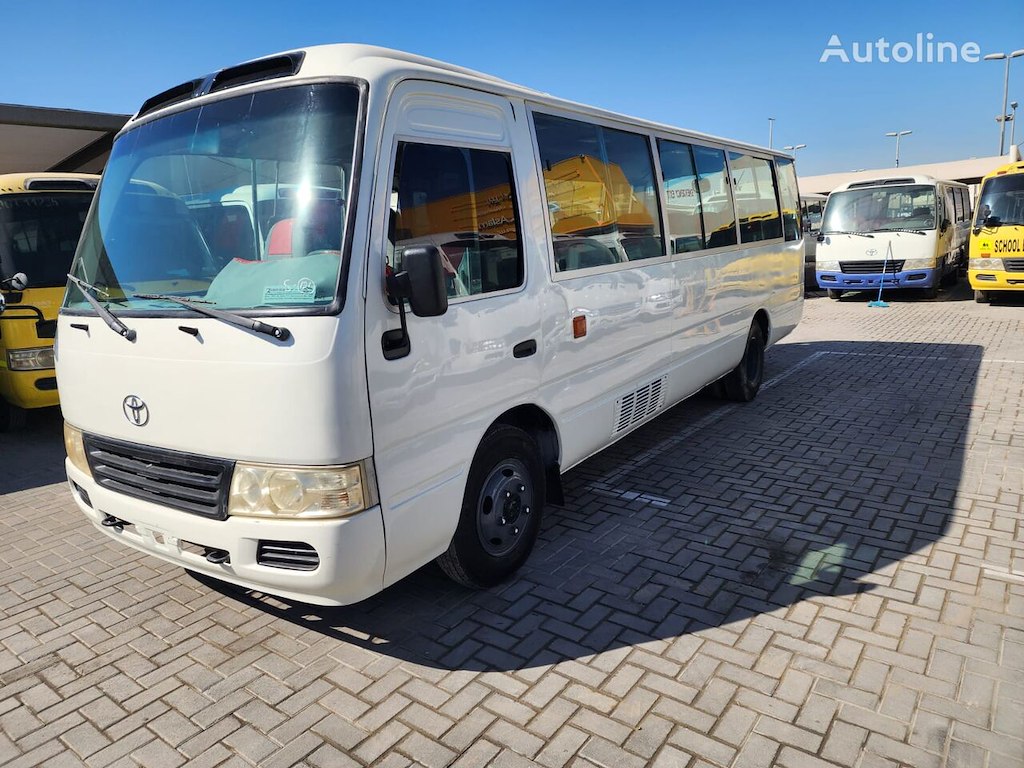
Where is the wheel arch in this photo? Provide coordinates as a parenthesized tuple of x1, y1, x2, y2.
(753, 308, 771, 345)
(490, 404, 564, 506)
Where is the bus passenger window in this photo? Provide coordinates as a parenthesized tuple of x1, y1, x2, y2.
(658, 139, 705, 253)
(692, 146, 738, 249)
(729, 152, 782, 243)
(533, 113, 664, 270)
(775, 158, 801, 241)
(387, 142, 523, 298)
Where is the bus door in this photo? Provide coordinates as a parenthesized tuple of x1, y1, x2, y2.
(364, 82, 544, 586)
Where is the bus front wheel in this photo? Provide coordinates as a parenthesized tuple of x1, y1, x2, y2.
(826, 289, 843, 300)
(437, 425, 545, 589)
(975, 290, 989, 304)
(722, 322, 765, 403)
(0, 400, 26, 432)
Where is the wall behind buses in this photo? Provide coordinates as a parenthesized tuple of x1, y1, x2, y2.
(969, 160, 1024, 303)
(0, 173, 98, 430)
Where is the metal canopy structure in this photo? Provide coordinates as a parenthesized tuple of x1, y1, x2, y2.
(0, 103, 129, 175)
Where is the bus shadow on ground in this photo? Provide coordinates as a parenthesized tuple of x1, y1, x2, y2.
(0, 407, 67, 495)
(197, 339, 982, 672)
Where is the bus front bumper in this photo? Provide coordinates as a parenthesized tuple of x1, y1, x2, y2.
(66, 459, 387, 606)
(816, 267, 937, 291)
(0, 369, 59, 409)
(968, 270, 1024, 292)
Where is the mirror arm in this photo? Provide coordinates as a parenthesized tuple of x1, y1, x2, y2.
(382, 272, 412, 360)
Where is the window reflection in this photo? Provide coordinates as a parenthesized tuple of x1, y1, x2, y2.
(387, 142, 523, 298)
(729, 152, 782, 243)
(534, 113, 664, 271)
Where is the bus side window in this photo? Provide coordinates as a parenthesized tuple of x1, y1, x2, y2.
(387, 142, 523, 298)
(533, 112, 664, 269)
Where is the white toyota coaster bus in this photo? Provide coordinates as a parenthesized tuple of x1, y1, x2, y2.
(815, 175, 971, 299)
(58, 45, 804, 605)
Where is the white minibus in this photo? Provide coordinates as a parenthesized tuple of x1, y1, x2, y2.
(815, 175, 971, 299)
(57, 45, 803, 605)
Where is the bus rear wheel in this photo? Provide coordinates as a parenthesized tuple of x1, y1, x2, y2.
(975, 290, 989, 304)
(437, 425, 545, 588)
(722, 322, 765, 403)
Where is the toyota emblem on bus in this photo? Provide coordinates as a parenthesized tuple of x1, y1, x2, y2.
(123, 395, 149, 426)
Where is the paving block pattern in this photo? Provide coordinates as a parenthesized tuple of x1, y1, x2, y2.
(1, 284, 1022, 767)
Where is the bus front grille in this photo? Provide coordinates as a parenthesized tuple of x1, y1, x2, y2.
(1004, 258, 1024, 272)
(839, 260, 905, 274)
(83, 434, 234, 520)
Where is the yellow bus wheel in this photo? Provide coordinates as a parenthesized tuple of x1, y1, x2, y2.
(0, 400, 27, 432)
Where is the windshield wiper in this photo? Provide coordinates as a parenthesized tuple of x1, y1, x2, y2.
(132, 293, 291, 341)
(879, 228, 926, 235)
(67, 274, 136, 342)
(819, 230, 874, 239)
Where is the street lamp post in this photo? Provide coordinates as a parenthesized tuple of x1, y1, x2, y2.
(783, 144, 807, 163)
(885, 130, 912, 167)
(983, 49, 1024, 155)
(1011, 101, 1019, 149)
(768, 117, 775, 149)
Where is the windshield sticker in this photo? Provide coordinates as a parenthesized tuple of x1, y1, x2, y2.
(262, 277, 317, 304)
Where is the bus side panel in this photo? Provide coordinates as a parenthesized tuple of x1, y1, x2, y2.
(543, 238, 799, 473)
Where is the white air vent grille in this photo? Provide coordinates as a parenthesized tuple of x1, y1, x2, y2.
(613, 377, 667, 434)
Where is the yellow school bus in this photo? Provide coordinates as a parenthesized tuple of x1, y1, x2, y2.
(0, 173, 98, 429)
(969, 160, 1024, 303)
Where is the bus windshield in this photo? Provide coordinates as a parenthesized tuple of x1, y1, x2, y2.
(0, 193, 94, 288)
(974, 174, 1024, 227)
(822, 185, 936, 233)
(65, 82, 361, 314)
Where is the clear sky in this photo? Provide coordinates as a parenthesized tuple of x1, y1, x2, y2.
(5, 0, 1023, 176)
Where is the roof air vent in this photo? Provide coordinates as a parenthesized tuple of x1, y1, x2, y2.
(138, 79, 204, 118)
(209, 53, 304, 94)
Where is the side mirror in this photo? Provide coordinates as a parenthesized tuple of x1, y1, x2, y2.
(940, 219, 951, 232)
(390, 246, 448, 317)
(0, 292, 5, 315)
(1, 272, 28, 291)
(381, 245, 448, 361)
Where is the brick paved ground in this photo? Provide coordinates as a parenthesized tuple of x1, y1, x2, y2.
(1, 281, 1022, 768)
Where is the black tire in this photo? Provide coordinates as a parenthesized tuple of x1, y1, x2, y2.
(826, 289, 843, 300)
(975, 290, 989, 304)
(0, 400, 26, 432)
(940, 265, 958, 287)
(437, 425, 545, 588)
(722, 322, 765, 403)
(922, 283, 939, 299)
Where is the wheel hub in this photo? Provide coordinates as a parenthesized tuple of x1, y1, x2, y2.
(477, 460, 532, 556)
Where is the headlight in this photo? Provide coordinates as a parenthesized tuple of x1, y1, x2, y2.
(970, 258, 1004, 271)
(8, 346, 55, 371)
(63, 422, 92, 478)
(816, 260, 840, 272)
(902, 258, 936, 270)
(228, 461, 371, 519)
